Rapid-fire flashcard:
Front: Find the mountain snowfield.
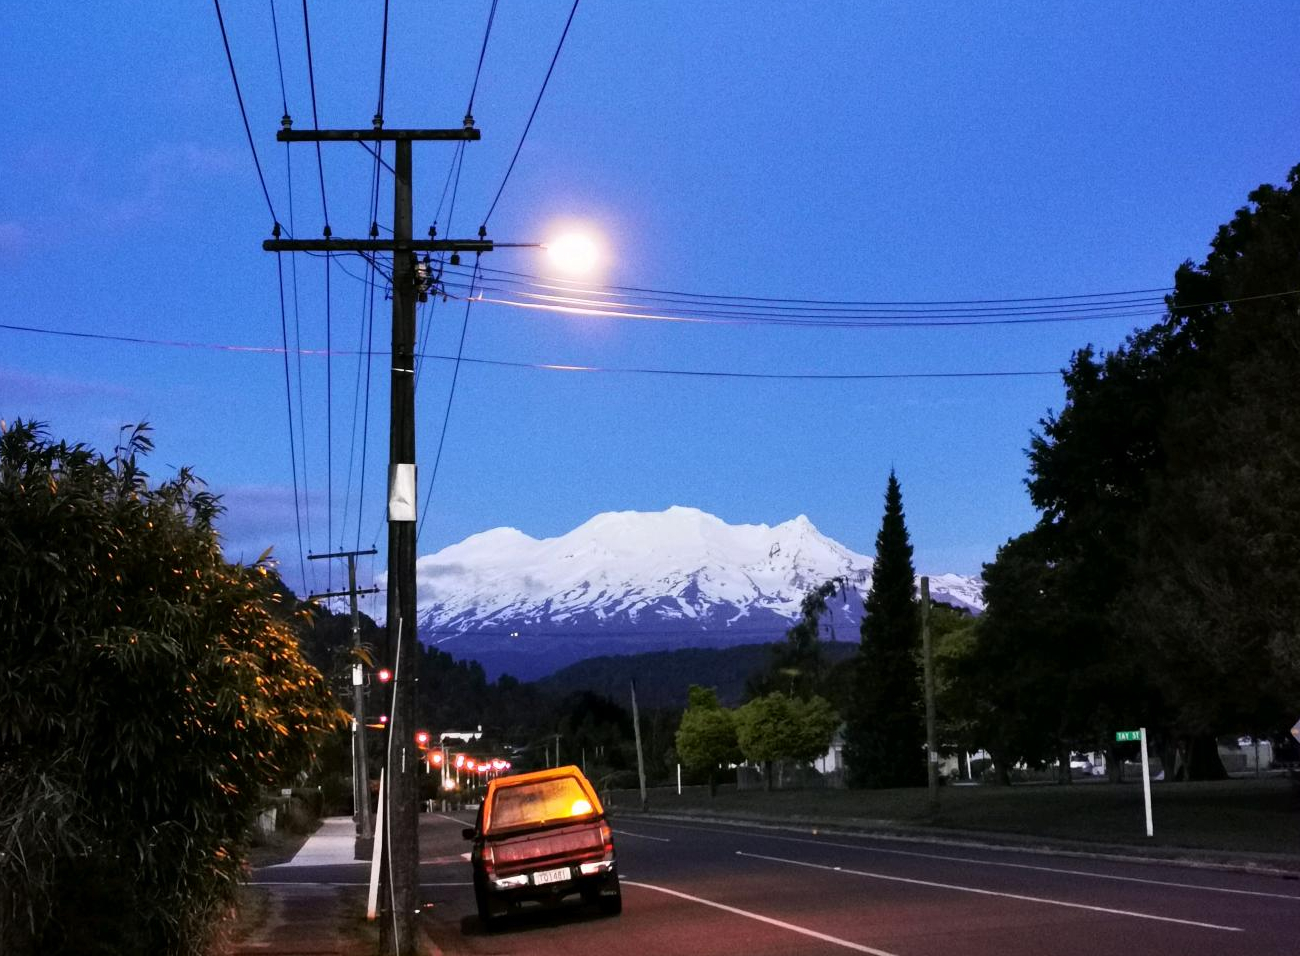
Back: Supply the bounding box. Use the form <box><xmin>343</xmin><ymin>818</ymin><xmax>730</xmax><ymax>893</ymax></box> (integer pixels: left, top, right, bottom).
<box><xmin>413</xmin><ymin>506</ymin><xmax>984</xmax><ymax>680</ymax></box>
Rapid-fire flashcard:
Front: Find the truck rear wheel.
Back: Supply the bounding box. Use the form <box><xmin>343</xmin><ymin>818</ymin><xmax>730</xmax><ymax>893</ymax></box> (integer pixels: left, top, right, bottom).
<box><xmin>597</xmin><ymin>874</ymin><xmax>622</xmax><ymax>916</ymax></box>
<box><xmin>475</xmin><ymin>882</ymin><xmax>503</xmax><ymax>930</ymax></box>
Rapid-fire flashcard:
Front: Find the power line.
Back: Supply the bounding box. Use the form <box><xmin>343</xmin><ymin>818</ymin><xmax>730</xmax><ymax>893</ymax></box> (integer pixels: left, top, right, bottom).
<box><xmin>482</xmin><ymin>0</ymin><xmax>581</xmax><ymax>225</ymax></box>
<box><xmin>275</xmin><ymin>253</ymin><xmax>310</xmax><ymax>592</ymax></box>
<box><xmin>417</xmin><ymin>260</ymin><xmax>481</xmax><ymax>542</ymax></box>
<box><xmin>0</xmin><ymin>320</ymin><xmax>1060</xmax><ymax>380</ymax></box>
<box><xmin>268</xmin><ymin>0</ymin><xmax>316</xmax><ymax>595</ymax></box>
<box><xmin>469</xmin><ymin>263</ymin><xmax>1177</xmax><ymax>308</ymax></box>
<box><xmin>465</xmin><ymin>292</ymin><xmax>1173</xmax><ymax>329</ymax></box>
<box><xmin>300</xmin><ymin>0</ymin><xmax>330</xmax><ymax>232</ymax></box>
<box><xmin>212</xmin><ymin>0</ymin><xmax>280</xmax><ymax>230</ymax></box>
<box><xmin>375</xmin><ymin>0</ymin><xmax>391</xmax><ymax>124</ymax></box>
<box><xmin>465</xmin><ymin>0</ymin><xmax>500</xmax><ymax>122</ymax></box>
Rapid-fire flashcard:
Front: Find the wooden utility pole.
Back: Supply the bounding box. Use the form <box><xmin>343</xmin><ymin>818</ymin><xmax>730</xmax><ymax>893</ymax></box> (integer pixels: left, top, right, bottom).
<box><xmin>920</xmin><ymin>576</ymin><xmax>939</xmax><ymax>814</ymax></box>
<box><xmin>630</xmin><ymin>680</ymin><xmax>648</xmax><ymax>812</ymax></box>
<box><xmin>308</xmin><ymin>548</ymin><xmax>379</xmax><ymax>858</ymax></box>
<box><xmin>266</xmin><ymin>121</ymin><xmax>484</xmax><ymax>955</ymax></box>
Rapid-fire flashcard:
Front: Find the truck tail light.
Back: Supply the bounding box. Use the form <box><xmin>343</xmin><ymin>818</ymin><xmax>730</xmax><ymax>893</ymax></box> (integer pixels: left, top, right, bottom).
<box><xmin>599</xmin><ymin>821</ymin><xmax>615</xmax><ymax>856</ymax></box>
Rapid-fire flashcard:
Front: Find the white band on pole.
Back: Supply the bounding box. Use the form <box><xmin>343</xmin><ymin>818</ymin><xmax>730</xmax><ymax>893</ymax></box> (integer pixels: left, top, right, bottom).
<box><xmin>367</xmin><ymin>770</ymin><xmax>385</xmax><ymax>920</ymax></box>
<box><xmin>1139</xmin><ymin>727</ymin><xmax>1154</xmax><ymax>838</ymax></box>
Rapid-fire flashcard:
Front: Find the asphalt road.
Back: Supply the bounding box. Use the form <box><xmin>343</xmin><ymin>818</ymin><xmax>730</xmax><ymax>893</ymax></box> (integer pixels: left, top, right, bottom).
<box><xmin>256</xmin><ymin>812</ymin><xmax>1300</xmax><ymax>955</ymax></box>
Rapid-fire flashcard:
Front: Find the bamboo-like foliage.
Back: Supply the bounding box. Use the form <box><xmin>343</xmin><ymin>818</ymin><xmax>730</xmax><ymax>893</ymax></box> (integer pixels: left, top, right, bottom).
<box><xmin>0</xmin><ymin>421</ymin><xmax>345</xmax><ymax>956</ymax></box>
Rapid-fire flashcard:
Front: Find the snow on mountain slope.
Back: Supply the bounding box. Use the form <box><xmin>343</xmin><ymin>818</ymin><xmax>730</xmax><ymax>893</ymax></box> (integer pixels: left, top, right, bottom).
<box><xmin>412</xmin><ymin>506</ymin><xmax>984</xmax><ymax>679</ymax></box>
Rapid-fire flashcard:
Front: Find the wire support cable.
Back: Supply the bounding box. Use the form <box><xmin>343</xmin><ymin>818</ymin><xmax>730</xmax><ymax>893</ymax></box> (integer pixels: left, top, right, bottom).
<box><xmin>482</xmin><ymin>0</ymin><xmax>580</xmax><ymax>226</ymax></box>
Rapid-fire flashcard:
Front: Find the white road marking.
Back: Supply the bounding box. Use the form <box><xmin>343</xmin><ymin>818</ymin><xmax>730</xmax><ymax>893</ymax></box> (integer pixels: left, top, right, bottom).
<box><xmin>435</xmin><ymin>813</ymin><xmax>472</xmax><ymax>825</ymax></box>
<box><xmin>737</xmin><ymin>851</ymin><xmax>1243</xmax><ymax>933</ymax></box>
<box><xmin>642</xmin><ymin>819</ymin><xmax>1300</xmax><ymax>901</ymax></box>
<box><xmin>613</xmin><ymin>828</ymin><xmax>672</xmax><ymax>842</ymax></box>
<box><xmin>759</xmin><ymin>831</ymin><xmax>1300</xmax><ymax>902</ymax></box>
<box><xmin>624</xmin><ymin>880</ymin><xmax>900</xmax><ymax>956</ymax></box>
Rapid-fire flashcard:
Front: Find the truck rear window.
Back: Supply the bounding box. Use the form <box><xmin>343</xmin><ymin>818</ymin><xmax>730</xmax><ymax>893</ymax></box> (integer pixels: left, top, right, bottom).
<box><xmin>488</xmin><ymin>776</ymin><xmax>596</xmax><ymax>832</ymax></box>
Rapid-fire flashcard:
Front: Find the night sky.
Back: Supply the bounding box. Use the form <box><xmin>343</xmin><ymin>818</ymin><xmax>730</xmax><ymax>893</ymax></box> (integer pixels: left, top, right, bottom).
<box><xmin>4</xmin><ymin>2</ymin><xmax>1298</xmax><ymax>612</ymax></box>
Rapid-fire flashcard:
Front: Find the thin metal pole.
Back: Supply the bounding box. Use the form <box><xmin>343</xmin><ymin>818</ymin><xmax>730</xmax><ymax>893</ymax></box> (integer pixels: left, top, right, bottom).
<box><xmin>921</xmin><ymin>577</ymin><xmax>939</xmax><ymax>813</ymax></box>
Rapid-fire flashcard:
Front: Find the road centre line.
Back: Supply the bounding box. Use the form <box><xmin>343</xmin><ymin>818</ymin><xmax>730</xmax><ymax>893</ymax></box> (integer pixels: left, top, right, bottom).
<box><xmin>736</xmin><ymin>851</ymin><xmax>1243</xmax><ymax>933</ymax></box>
<box><xmin>613</xmin><ymin>828</ymin><xmax>672</xmax><ymax>841</ymax></box>
<box><xmin>641</xmin><ymin>819</ymin><xmax>1300</xmax><ymax>901</ymax></box>
<box><xmin>623</xmin><ymin>881</ymin><xmax>900</xmax><ymax>956</ymax></box>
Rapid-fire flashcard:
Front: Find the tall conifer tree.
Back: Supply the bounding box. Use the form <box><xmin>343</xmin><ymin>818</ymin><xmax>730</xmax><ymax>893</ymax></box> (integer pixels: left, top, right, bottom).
<box><xmin>844</xmin><ymin>471</ymin><xmax>925</xmax><ymax>788</ymax></box>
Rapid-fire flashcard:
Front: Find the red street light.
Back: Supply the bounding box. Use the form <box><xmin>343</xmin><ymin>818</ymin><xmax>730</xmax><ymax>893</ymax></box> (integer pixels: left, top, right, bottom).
<box><xmin>431</xmin><ymin>751</ymin><xmax>444</xmax><ymax>766</ymax></box>
<box><xmin>454</xmin><ymin>754</ymin><xmax>466</xmax><ymax>769</ymax></box>
<box><xmin>376</xmin><ymin>668</ymin><xmax>393</xmax><ymax>684</ymax></box>
<box><xmin>415</xmin><ymin>730</ymin><xmax>430</xmax><ymax>748</ymax></box>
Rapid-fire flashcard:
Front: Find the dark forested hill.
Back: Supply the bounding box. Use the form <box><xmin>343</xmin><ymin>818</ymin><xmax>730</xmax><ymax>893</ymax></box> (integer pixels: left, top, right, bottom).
<box><xmin>534</xmin><ymin>640</ymin><xmax>859</xmax><ymax>710</ymax></box>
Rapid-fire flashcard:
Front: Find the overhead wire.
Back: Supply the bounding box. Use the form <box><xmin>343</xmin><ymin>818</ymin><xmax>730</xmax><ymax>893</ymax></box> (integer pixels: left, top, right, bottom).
<box><xmin>0</xmin><ymin>321</ymin><xmax>1070</xmax><ymax>379</ymax></box>
<box><xmin>345</xmin><ymin>0</ymin><xmax>393</xmax><ymax>552</ymax></box>
<box><xmin>299</xmin><ymin>0</ymin><xmax>337</xmax><ymax>582</ymax></box>
<box><xmin>464</xmin><ymin>0</ymin><xmax>500</xmax><ymax>123</ymax></box>
<box><xmin>212</xmin><ymin>0</ymin><xmax>280</xmax><ymax>230</ymax></box>
<box><xmin>416</xmin><ymin>259</ymin><xmax>482</xmax><ymax>543</ymax></box>
<box><xmin>268</xmin><ymin>0</ymin><xmax>315</xmax><ymax>596</ymax></box>
<box><xmin>274</xmin><ymin>253</ymin><xmax>310</xmax><ymax>593</ymax></box>
<box><xmin>481</xmin><ymin>0</ymin><xmax>581</xmax><ymax>226</ymax></box>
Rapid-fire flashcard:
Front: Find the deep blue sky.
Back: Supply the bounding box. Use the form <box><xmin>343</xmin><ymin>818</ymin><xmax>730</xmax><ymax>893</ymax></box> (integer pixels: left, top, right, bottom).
<box><xmin>4</xmin><ymin>2</ymin><xmax>1299</xmax><ymax>610</ymax></box>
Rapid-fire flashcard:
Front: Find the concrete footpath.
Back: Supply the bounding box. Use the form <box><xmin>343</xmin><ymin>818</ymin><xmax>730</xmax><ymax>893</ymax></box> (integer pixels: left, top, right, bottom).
<box><xmin>230</xmin><ymin>817</ymin><xmax>376</xmax><ymax>956</ymax></box>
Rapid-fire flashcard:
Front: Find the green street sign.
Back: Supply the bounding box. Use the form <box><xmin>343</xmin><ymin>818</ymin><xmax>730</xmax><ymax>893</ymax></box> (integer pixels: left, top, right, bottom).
<box><xmin>1115</xmin><ymin>730</ymin><xmax>1141</xmax><ymax>742</ymax></box>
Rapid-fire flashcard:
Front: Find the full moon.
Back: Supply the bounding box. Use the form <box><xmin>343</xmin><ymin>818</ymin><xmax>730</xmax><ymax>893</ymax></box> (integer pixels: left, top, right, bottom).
<box><xmin>546</xmin><ymin>232</ymin><xmax>600</xmax><ymax>275</ymax></box>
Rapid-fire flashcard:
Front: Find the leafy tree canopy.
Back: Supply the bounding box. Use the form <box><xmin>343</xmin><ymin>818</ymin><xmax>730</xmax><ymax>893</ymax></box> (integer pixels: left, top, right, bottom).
<box><xmin>0</xmin><ymin>421</ymin><xmax>343</xmax><ymax>956</ymax></box>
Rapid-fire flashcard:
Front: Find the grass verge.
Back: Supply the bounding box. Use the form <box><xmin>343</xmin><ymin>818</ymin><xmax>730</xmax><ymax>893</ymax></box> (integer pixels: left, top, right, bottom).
<box><xmin>608</xmin><ymin>777</ymin><xmax>1300</xmax><ymax>863</ymax></box>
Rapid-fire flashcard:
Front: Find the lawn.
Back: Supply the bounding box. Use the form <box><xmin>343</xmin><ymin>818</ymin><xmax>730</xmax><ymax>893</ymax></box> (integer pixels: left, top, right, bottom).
<box><xmin>606</xmin><ymin>776</ymin><xmax>1300</xmax><ymax>863</ymax></box>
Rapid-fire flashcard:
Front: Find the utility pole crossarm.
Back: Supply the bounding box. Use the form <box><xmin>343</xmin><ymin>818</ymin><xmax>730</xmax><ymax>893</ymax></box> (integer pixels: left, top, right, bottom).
<box><xmin>262</xmin><ymin>238</ymin><xmax>495</xmax><ymax>253</ymax></box>
<box><xmin>278</xmin><ymin>127</ymin><xmax>481</xmax><ymax>142</ymax></box>
<box><xmin>310</xmin><ymin>548</ymin><xmax>378</xmax><ymax>560</ymax></box>
<box><xmin>308</xmin><ymin>587</ymin><xmax>380</xmax><ymax>600</ymax></box>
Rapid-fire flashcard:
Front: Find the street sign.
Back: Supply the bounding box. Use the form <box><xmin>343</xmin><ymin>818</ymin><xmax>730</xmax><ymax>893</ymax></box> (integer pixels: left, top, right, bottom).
<box><xmin>1115</xmin><ymin>730</ymin><xmax>1142</xmax><ymax>741</ymax></box>
<box><xmin>1290</xmin><ymin>719</ymin><xmax>1300</xmax><ymax>744</ymax></box>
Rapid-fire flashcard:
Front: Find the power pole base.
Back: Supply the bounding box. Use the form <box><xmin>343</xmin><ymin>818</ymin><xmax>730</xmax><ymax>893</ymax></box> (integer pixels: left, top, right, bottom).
<box><xmin>354</xmin><ymin>835</ymin><xmax>375</xmax><ymax>861</ymax></box>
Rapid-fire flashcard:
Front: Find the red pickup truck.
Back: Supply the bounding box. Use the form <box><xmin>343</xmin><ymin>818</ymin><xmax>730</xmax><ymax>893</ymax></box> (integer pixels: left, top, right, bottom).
<box><xmin>463</xmin><ymin>765</ymin><xmax>621</xmax><ymax>927</ymax></box>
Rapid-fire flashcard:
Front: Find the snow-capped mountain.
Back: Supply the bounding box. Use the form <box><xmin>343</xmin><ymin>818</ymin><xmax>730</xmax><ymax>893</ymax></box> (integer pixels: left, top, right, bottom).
<box><xmin>414</xmin><ymin>506</ymin><xmax>983</xmax><ymax>679</ymax></box>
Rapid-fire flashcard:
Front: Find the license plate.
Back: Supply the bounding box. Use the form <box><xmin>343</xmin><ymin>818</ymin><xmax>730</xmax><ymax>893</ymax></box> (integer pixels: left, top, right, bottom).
<box><xmin>532</xmin><ymin>866</ymin><xmax>571</xmax><ymax>886</ymax></box>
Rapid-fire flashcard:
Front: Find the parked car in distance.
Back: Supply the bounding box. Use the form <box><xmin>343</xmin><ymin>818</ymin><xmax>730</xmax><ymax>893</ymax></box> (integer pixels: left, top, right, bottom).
<box><xmin>462</xmin><ymin>764</ymin><xmax>621</xmax><ymax>927</ymax></box>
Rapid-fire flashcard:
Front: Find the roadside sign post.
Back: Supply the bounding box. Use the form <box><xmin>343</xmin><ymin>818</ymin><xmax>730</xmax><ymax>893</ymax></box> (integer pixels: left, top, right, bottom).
<box><xmin>1116</xmin><ymin>728</ymin><xmax>1153</xmax><ymax>837</ymax></box>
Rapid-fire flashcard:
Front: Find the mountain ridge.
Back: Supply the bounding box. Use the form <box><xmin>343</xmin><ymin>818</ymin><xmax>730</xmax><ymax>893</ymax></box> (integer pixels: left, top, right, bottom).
<box><xmin>409</xmin><ymin>506</ymin><xmax>983</xmax><ymax>679</ymax></box>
